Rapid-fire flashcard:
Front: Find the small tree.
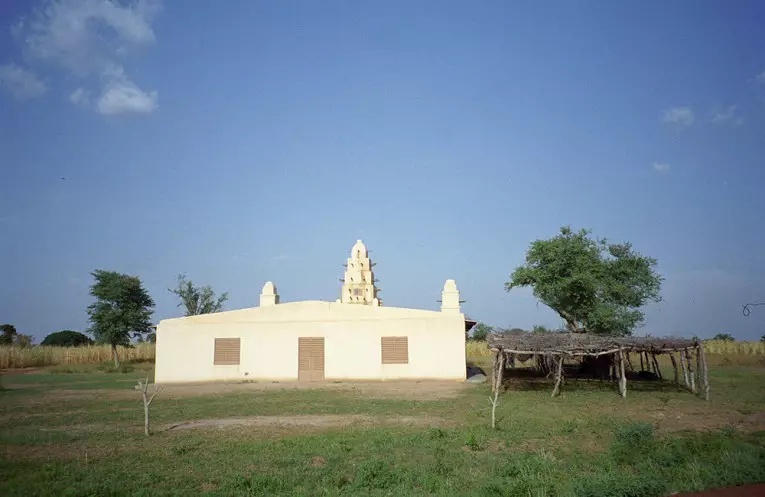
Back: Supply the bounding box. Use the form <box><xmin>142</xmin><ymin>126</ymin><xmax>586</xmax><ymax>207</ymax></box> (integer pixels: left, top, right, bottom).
<box><xmin>472</xmin><ymin>322</ymin><xmax>492</xmax><ymax>341</ymax></box>
<box><xmin>532</xmin><ymin>325</ymin><xmax>550</xmax><ymax>334</ymax></box>
<box><xmin>41</xmin><ymin>330</ymin><xmax>94</xmax><ymax>347</ymax></box>
<box><xmin>87</xmin><ymin>270</ymin><xmax>155</xmax><ymax>367</ymax></box>
<box><xmin>712</xmin><ymin>333</ymin><xmax>735</xmax><ymax>341</ymax></box>
<box><xmin>14</xmin><ymin>334</ymin><xmax>34</xmax><ymax>348</ymax></box>
<box><xmin>506</xmin><ymin>227</ymin><xmax>662</xmax><ymax>336</ymax></box>
<box><xmin>761</xmin><ymin>335</ymin><xmax>765</xmax><ymax>343</ymax></box>
<box><xmin>136</xmin><ymin>375</ymin><xmax>163</xmax><ymax>436</ymax></box>
<box><xmin>169</xmin><ymin>274</ymin><xmax>228</xmax><ymax>316</ymax></box>
<box><xmin>0</xmin><ymin>324</ymin><xmax>17</xmax><ymax>345</ymax></box>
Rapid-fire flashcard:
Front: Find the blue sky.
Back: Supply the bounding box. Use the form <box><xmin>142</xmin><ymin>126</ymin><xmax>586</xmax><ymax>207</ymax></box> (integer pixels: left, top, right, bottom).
<box><xmin>2</xmin><ymin>0</ymin><xmax>764</xmax><ymax>342</ymax></box>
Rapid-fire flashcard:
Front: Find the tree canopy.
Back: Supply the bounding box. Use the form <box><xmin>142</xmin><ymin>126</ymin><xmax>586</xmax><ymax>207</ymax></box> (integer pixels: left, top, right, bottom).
<box><xmin>0</xmin><ymin>324</ymin><xmax>17</xmax><ymax>345</ymax></box>
<box><xmin>505</xmin><ymin>227</ymin><xmax>663</xmax><ymax>336</ymax></box>
<box><xmin>87</xmin><ymin>270</ymin><xmax>155</xmax><ymax>366</ymax></box>
<box><xmin>169</xmin><ymin>274</ymin><xmax>228</xmax><ymax>316</ymax></box>
<box><xmin>41</xmin><ymin>330</ymin><xmax>94</xmax><ymax>347</ymax></box>
<box><xmin>712</xmin><ymin>333</ymin><xmax>735</xmax><ymax>342</ymax></box>
<box><xmin>471</xmin><ymin>322</ymin><xmax>492</xmax><ymax>341</ymax></box>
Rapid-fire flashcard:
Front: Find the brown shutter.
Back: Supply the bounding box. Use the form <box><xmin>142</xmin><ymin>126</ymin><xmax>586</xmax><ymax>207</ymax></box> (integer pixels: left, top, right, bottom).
<box><xmin>298</xmin><ymin>337</ymin><xmax>325</xmax><ymax>381</ymax></box>
<box><xmin>381</xmin><ymin>336</ymin><xmax>408</xmax><ymax>364</ymax></box>
<box><xmin>214</xmin><ymin>338</ymin><xmax>240</xmax><ymax>365</ymax></box>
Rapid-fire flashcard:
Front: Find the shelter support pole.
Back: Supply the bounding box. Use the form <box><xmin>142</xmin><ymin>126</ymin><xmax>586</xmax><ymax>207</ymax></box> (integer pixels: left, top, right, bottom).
<box><xmin>699</xmin><ymin>345</ymin><xmax>710</xmax><ymax>402</ymax></box>
<box><xmin>696</xmin><ymin>346</ymin><xmax>702</xmax><ymax>397</ymax></box>
<box><xmin>626</xmin><ymin>352</ymin><xmax>634</xmax><ymax>372</ymax></box>
<box><xmin>618</xmin><ymin>349</ymin><xmax>627</xmax><ymax>398</ymax></box>
<box><xmin>685</xmin><ymin>349</ymin><xmax>696</xmax><ymax>394</ymax></box>
<box><xmin>680</xmin><ymin>351</ymin><xmax>690</xmax><ymax>388</ymax></box>
<box><xmin>652</xmin><ymin>353</ymin><xmax>663</xmax><ymax>381</ymax></box>
<box><xmin>669</xmin><ymin>352</ymin><xmax>679</xmax><ymax>384</ymax></box>
<box><xmin>640</xmin><ymin>352</ymin><xmax>644</xmax><ymax>371</ymax></box>
<box><xmin>551</xmin><ymin>354</ymin><xmax>564</xmax><ymax>397</ymax></box>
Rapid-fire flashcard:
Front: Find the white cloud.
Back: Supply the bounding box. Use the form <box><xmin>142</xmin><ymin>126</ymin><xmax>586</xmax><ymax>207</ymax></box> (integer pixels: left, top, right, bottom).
<box><xmin>96</xmin><ymin>66</ymin><xmax>157</xmax><ymax>115</ymax></box>
<box><xmin>0</xmin><ymin>63</ymin><xmax>46</xmax><ymax>99</ymax></box>
<box><xmin>662</xmin><ymin>106</ymin><xmax>694</xmax><ymax>128</ymax></box>
<box><xmin>273</xmin><ymin>254</ymin><xmax>290</xmax><ymax>262</ymax></box>
<box><xmin>652</xmin><ymin>162</ymin><xmax>670</xmax><ymax>172</ymax></box>
<box><xmin>11</xmin><ymin>0</ymin><xmax>160</xmax><ymax>114</ymax></box>
<box><xmin>756</xmin><ymin>70</ymin><xmax>765</xmax><ymax>84</ymax></box>
<box><xmin>69</xmin><ymin>86</ymin><xmax>89</xmax><ymax>105</ymax></box>
<box><xmin>711</xmin><ymin>105</ymin><xmax>743</xmax><ymax>126</ymax></box>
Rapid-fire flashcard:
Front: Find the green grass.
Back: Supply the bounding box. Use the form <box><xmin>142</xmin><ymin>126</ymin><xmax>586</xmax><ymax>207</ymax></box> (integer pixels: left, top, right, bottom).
<box><xmin>1</xmin><ymin>361</ymin><xmax>765</xmax><ymax>496</ymax></box>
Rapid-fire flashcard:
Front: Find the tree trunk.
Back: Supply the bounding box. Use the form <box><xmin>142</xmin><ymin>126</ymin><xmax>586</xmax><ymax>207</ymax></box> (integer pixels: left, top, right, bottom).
<box><xmin>112</xmin><ymin>344</ymin><xmax>120</xmax><ymax>368</ymax></box>
<box><xmin>143</xmin><ymin>391</ymin><xmax>150</xmax><ymax>436</ymax></box>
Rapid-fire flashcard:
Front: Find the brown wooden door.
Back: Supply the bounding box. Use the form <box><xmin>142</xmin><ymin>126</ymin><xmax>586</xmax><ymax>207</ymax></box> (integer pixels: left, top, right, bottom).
<box><xmin>298</xmin><ymin>337</ymin><xmax>325</xmax><ymax>381</ymax></box>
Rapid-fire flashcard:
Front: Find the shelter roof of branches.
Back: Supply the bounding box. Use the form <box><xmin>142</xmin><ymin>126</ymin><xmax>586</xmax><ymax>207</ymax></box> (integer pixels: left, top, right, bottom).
<box><xmin>486</xmin><ymin>332</ymin><xmax>710</xmax><ymax>400</ymax></box>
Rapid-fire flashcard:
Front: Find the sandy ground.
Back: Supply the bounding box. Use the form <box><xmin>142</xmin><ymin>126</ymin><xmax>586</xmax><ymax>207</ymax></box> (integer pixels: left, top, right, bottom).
<box><xmin>164</xmin><ymin>413</ymin><xmax>450</xmax><ymax>431</ymax></box>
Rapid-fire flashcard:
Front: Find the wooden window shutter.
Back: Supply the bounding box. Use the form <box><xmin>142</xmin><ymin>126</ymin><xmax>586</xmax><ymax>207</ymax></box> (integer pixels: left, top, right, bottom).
<box><xmin>381</xmin><ymin>336</ymin><xmax>408</xmax><ymax>364</ymax></box>
<box><xmin>214</xmin><ymin>338</ymin><xmax>240</xmax><ymax>365</ymax></box>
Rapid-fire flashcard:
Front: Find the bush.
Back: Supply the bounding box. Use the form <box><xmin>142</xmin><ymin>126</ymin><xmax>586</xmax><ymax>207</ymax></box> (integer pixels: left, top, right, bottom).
<box><xmin>354</xmin><ymin>459</ymin><xmax>406</xmax><ymax>490</ymax></box>
<box><xmin>41</xmin><ymin>330</ymin><xmax>93</xmax><ymax>347</ymax></box>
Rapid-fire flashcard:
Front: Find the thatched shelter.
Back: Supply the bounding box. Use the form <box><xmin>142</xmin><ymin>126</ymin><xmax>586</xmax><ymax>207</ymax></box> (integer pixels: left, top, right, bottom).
<box><xmin>486</xmin><ymin>331</ymin><xmax>709</xmax><ymax>400</ymax></box>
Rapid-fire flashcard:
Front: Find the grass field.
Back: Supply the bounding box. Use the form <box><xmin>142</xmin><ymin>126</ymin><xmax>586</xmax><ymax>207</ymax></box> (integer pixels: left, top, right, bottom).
<box><xmin>1</xmin><ymin>353</ymin><xmax>765</xmax><ymax>496</ymax></box>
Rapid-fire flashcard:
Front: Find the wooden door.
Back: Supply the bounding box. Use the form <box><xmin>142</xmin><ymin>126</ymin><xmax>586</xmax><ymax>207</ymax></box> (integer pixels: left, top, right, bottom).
<box><xmin>298</xmin><ymin>337</ymin><xmax>325</xmax><ymax>381</ymax></box>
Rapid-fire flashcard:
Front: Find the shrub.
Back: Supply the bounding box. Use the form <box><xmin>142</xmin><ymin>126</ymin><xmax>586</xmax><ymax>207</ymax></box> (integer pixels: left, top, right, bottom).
<box><xmin>354</xmin><ymin>459</ymin><xmax>406</xmax><ymax>490</ymax></box>
<box><xmin>41</xmin><ymin>330</ymin><xmax>94</xmax><ymax>347</ymax></box>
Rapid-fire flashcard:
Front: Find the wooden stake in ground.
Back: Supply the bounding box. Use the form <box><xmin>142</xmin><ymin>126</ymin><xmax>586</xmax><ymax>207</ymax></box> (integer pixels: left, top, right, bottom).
<box><xmin>669</xmin><ymin>352</ymin><xmax>679</xmax><ymax>384</ymax></box>
<box><xmin>137</xmin><ymin>375</ymin><xmax>164</xmax><ymax>436</ymax></box>
<box><xmin>685</xmin><ymin>349</ymin><xmax>696</xmax><ymax>394</ymax></box>
<box><xmin>551</xmin><ymin>355</ymin><xmax>564</xmax><ymax>397</ymax></box>
<box><xmin>618</xmin><ymin>349</ymin><xmax>627</xmax><ymax>398</ymax></box>
<box><xmin>489</xmin><ymin>353</ymin><xmax>505</xmax><ymax>429</ymax></box>
<box><xmin>699</xmin><ymin>345</ymin><xmax>710</xmax><ymax>402</ymax></box>
<box><xmin>640</xmin><ymin>352</ymin><xmax>644</xmax><ymax>371</ymax></box>
<box><xmin>491</xmin><ymin>351</ymin><xmax>499</xmax><ymax>392</ymax></box>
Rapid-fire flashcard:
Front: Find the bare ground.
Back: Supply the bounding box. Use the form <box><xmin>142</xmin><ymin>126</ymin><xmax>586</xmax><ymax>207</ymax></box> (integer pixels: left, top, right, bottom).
<box><xmin>164</xmin><ymin>413</ymin><xmax>451</xmax><ymax>431</ymax></box>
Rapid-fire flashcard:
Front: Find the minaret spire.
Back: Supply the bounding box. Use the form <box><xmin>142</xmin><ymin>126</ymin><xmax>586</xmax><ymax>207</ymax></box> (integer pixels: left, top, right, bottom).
<box><xmin>340</xmin><ymin>240</ymin><xmax>381</xmax><ymax>305</ymax></box>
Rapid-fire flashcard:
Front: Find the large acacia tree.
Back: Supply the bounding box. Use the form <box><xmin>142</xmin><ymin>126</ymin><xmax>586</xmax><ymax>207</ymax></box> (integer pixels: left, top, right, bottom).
<box><xmin>87</xmin><ymin>270</ymin><xmax>155</xmax><ymax>366</ymax></box>
<box><xmin>506</xmin><ymin>227</ymin><xmax>662</xmax><ymax>336</ymax></box>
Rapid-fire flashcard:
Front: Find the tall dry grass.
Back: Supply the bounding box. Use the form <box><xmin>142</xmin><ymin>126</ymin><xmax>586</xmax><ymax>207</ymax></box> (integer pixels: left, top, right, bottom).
<box><xmin>0</xmin><ymin>343</ymin><xmax>155</xmax><ymax>369</ymax></box>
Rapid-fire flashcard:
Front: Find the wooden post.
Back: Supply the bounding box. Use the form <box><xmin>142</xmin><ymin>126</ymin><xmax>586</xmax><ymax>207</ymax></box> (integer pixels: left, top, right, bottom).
<box><xmin>669</xmin><ymin>352</ymin><xmax>679</xmax><ymax>384</ymax></box>
<box><xmin>618</xmin><ymin>349</ymin><xmax>627</xmax><ymax>398</ymax></box>
<box><xmin>685</xmin><ymin>349</ymin><xmax>696</xmax><ymax>393</ymax></box>
<box><xmin>626</xmin><ymin>352</ymin><xmax>634</xmax><ymax>372</ymax></box>
<box><xmin>680</xmin><ymin>351</ymin><xmax>689</xmax><ymax>388</ymax></box>
<box><xmin>640</xmin><ymin>352</ymin><xmax>645</xmax><ymax>371</ymax></box>
<box><xmin>652</xmin><ymin>353</ymin><xmax>663</xmax><ymax>381</ymax></box>
<box><xmin>551</xmin><ymin>355</ymin><xmax>564</xmax><ymax>397</ymax></box>
<box><xmin>699</xmin><ymin>345</ymin><xmax>710</xmax><ymax>402</ymax></box>
<box><xmin>696</xmin><ymin>346</ymin><xmax>702</xmax><ymax>397</ymax></box>
<box><xmin>489</xmin><ymin>353</ymin><xmax>505</xmax><ymax>429</ymax></box>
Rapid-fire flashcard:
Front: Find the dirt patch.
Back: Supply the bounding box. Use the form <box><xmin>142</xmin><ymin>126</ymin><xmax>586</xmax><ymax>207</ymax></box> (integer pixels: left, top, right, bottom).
<box><xmin>165</xmin><ymin>414</ymin><xmax>448</xmax><ymax>431</ymax></box>
<box><xmin>743</xmin><ymin>411</ymin><xmax>765</xmax><ymax>431</ymax></box>
<box><xmin>311</xmin><ymin>456</ymin><xmax>326</xmax><ymax>467</ymax></box>
<box><xmin>676</xmin><ymin>483</ymin><xmax>765</xmax><ymax>496</ymax></box>
<box><xmin>0</xmin><ymin>368</ymin><xmax>42</xmax><ymax>376</ymax></box>
<box><xmin>153</xmin><ymin>380</ymin><xmax>467</xmax><ymax>401</ymax></box>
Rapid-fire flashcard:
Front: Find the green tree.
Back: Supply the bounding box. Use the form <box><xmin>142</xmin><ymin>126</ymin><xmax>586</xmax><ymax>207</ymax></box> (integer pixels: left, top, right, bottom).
<box><xmin>506</xmin><ymin>227</ymin><xmax>663</xmax><ymax>336</ymax></box>
<box><xmin>169</xmin><ymin>274</ymin><xmax>228</xmax><ymax>316</ymax></box>
<box><xmin>87</xmin><ymin>270</ymin><xmax>155</xmax><ymax>366</ymax></box>
<box><xmin>761</xmin><ymin>335</ymin><xmax>765</xmax><ymax>342</ymax></box>
<box><xmin>712</xmin><ymin>333</ymin><xmax>735</xmax><ymax>341</ymax></box>
<box><xmin>471</xmin><ymin>322</ymin><xmax>492</xmax><ymax>341</ymax></box>
<box><xmin>41</xmin><ymin>330</ymin><xmax>94</xmax><ymax>347</ymax></box>
<box><xmin>0</xmin><ymin>324</ymin><xmax>17</xmax><ymax>345</ymax></box>
<box><xmin>532</xmin><ymin>325</ymin><xmax>550</xmax><ymax>333</ymax></box>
